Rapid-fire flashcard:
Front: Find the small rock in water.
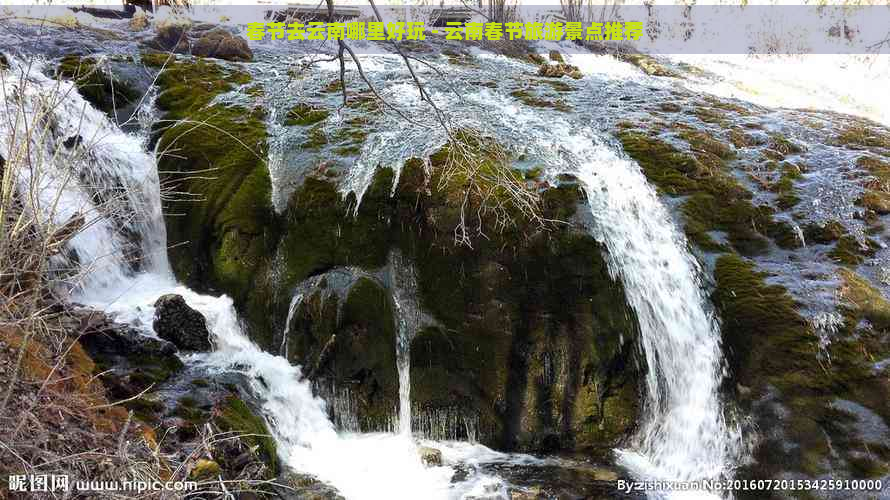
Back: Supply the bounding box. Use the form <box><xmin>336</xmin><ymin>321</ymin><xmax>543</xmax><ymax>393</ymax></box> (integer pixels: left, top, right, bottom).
<box><xmin>510</xmin><ymin>486</ymin><xmax>545</xmax><ymax>500</ymax></box>
<box><xmin>192</xmin><ymin>29</ymin><xmax>253</xmax><ymax>62</ymax></box>
<box><xmin>418</xmin><ymin>446</ymin><xmax>443</xmax><ymax>467</ymax></box>
<box><xmin>537</xmin><ymin>63</ymin><xmax>581</xmax><ymax>79</ymax></box>
<box><xmin>128</xmin><ymin>10</ymin><xmax>149</xmax><ymax>31</ymax></box>
<box><xmin>153</xmin><ymin>294</ymin><xmax>212</xmax><ymax>351</ymax></box>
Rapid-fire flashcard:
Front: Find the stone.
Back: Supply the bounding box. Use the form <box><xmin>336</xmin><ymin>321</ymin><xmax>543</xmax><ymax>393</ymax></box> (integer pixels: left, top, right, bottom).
<box><xmin>190</xmin><ymin>459</ymin><xmax>221</xmax><ymax>480</ymax></box>
<box><xmin>418</xmin><ymin>446</ymin><xmax>442</xmax><ymax>467</ymax></box>
<box><xmin>537</xmin><ymin>62</ymin><xmax>581</xmax><ymax>79</ymax></box>
<box><xmin>149</xmin><ymin>20</ymin><xmax>190</xmax><ymax>53</ymax></box>
<box><xmin>129</xmin><ymin>9</ymin><xmax>149</xmax><ymax>31</ymax></box>
<box><xmin>75</xmin><ymin>308</ymin><xmax>177</xmax><ymax>358</ymax></box>
<box><xmin>192</xmin><ymin>29</ymin><xmax>253</xmax><ymax>62</ymax></box>
<box><xmin>153</xmin><ymin>294</ymin><xmax>212</xmax><ymax>351</ymax></box>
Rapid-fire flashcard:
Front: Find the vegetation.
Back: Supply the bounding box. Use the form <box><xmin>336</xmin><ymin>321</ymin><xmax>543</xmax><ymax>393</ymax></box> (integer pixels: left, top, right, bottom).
<box><xmin>617</xmin><ymin>130</ymin><xmax>799</xmax><ymax>255</ymax></box>
<box><xmin>56</xmin><ymin>55</ymin><xmax>138</xmax><ymax>115</ymax></box>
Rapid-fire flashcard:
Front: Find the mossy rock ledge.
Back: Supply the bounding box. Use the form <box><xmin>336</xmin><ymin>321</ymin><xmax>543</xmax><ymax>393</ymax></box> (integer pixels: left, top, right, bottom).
<box><xmin>279</xmin><ymin>163</ymin><xmax>641</xmax><ymax>453</ymax></box>
<box><xmin>150</xmin><ymin>71</ymin><xmax>643</xmax><ymax>455</ymax></box>
<box><xmin>614</xmin><ymin>125</ymin><xmax>890</xmax><ymax>489</ymax></box>
<box><xmin>276</xmin><ymin>155</ymin><xmax>642</xmax><ymax>455</ymax></box>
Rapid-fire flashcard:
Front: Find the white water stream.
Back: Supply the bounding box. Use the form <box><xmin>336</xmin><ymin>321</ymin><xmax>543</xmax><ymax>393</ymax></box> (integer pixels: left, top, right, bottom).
<box><xmin>570</xmin><ymin>136</ymin><xmax>742</xmax><ymax>489</ymax></box>
<box><xmin>0</xmin><ymin>56</ymin><xmax>512</xmax><ymax>500</ymax></box>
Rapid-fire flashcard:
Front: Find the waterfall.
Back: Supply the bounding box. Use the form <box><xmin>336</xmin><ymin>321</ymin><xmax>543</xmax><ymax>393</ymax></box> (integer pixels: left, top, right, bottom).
<box><xmin>388</xmin><ymin>250</ymin><xmax>421</xmax><ymax>437</ymax></box>
<box><xmin>0</xmin><ymin>54</ymin><xmax>516</xmax><ymax>500</ymax></box>
<box><xmin>565</xmin><ymin>132</ymin><xmax>742</xmax><ymax>488</ymax></box>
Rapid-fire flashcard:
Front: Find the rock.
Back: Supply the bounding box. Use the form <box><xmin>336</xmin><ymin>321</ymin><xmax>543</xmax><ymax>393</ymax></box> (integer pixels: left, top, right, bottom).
<box><xmin>277</xmin><ymin>472</ymin><xmax>345</xmax><ymax>499</ymax></box>
<box><xmin>75</xmin><ymin>308</ymin><xmax>177</xmax><ymax>357</ymax></box>
<box><xmin>418</xmin><ymin>446</ymin><xmax>442</xmax><ymax>467</ymax></box>
<box><xmin>149</xmin><ymin>20</ymin><xmax>190</xmax><ymax>53</ymax></box>
<box><xmin>153</xmin><ymin>294</ymin><xmax>212</xmax><ymax>351</ymax></box>
<box><xmin>537</xmin><ymin>62</ymin><xmax>581</xmax><ymax>79</ymax></box>
<box><xmin>859</xmin><ymin>190</ymin><xmax>890</xmax><ymax>215</ymax></box>
<box><xmin>192</xmin><ymin>29</ymin><xmax>253</xmax><ymax>62</ymax></box>
<box><xmin>511</xmin><ymin>487</ymin><xmax>545</xmax><ymax>500</ymax></box>
<box><xmin>190</xmin><ymin>459</ymin><xmax>221</xmax><ymax>480</ymax></box>
<box><xmin>129</xmin><ymin>9</ymin><xmax>149</xmax><ymax>31</ymax></box>
<box><xmin>617</xmin><ymin>53</ymin><xmax>680</xmax><ymax>77</ymax></box>
<box><xmin>548</xmin><ymin>50</ymin><xmax>564</xmax><ymax>63</ymax></box>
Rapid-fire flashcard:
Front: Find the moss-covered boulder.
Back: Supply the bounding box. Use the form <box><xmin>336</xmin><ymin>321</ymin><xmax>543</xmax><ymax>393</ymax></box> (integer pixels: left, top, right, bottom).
<box><xmin>57</xmin><ymin>55</ymin><xmax>138</xmax><ymax>115</ymax></box>
<box><xmin>714</xmin><ymin>255</ymin><xmax>890</xmax><ymax>487</ymax></box>
<box><xmin>287</xmin><ymin>277</ymin><xmax>400</xmax><ymax>431</ymax></box>
<box><xmin>272</xmin><ymin>135</ymin><xmax>640</xmax><ymax>452</ymax></box>
<box><xmin>214</xmin><ymin>395</ymin><xmax>278</xmax><ymax>476</ymax></box>
<box><xmin>148</xmin><ymin>56</ymin><xmax>280</xmax><ymax>343</ymax></box>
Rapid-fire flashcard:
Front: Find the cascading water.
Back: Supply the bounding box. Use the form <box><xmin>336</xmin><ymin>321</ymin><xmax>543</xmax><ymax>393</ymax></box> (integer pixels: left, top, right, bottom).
<box><xmin>570</xmin><ymin>136</ymin><xmax>742</xmax><ymax>487</ymax></box>
<box><xmin>388</xmin><ymin>250</ymin><xmax>421</xmax><ymax>437</ymax></box>
<box><xmin>0</xmin><ymin>53</ymin><xmax>521</xmax><ymax>500</ymax></box>
<box><xmin>440</xmin><ymin>88</ymin><xmax>744</xmax><ymax>493</ymax></box>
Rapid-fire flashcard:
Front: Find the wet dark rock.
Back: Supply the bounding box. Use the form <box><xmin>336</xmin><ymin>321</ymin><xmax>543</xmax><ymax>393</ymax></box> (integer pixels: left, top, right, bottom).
<box><xmin>153</xmin><ymin>294</ymin><xmax>212</xmax><ymax>351</ymax></box>
<box><xmin>63</xmin><ymin>135</ymin><xmax>83</xmax><ymax>149</ymax></box>
<box><xmin>192</xmin><ymin>29</ymin><xmax>253</xmax><ymax>62</ymax></box>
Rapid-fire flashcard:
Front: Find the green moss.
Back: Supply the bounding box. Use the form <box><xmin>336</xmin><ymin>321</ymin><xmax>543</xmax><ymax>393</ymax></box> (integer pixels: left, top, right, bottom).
<box><xmin>189</xmin><ymin>459</ymin><xmax>221</xmax><ymax>480</ymax></box>
<box><xmin>729</xmin><ymin>128</ymin><xmax>759</xmax><ymax>148</ymax></box>
<box><xmin>771</xmin><ymin>162</ymin><xmax>802</xmax><ymax>210</ymax></box>
<box><xmin>694</xmin><ymin>107</ymin><xmax>729</xmax><ymax>126</ymax></box>
<box><xmin>301</xmin><ymin>124</ymin><xmax>329</xmax><ymax>150</ymax></box>
<box><xmin>616</xmin><ymin>131</ymin><xmax>703</xmax><ymax>195</ymax></box>
<box><xmin>767</xmin><ymin>133</ymin><xmax>805</xmax><ymax>159</ymax></box>
<box><xmin>857</xmin><ymin>156</ymin><xmax>890</xmax><ymax>187</ymax></box>
<box><xmin>714</xmin><ymin>255</ymin><xmax>811</xmax><ymax>387</ymax></box>
<box><xmin>126</xmin><ymin>397</ymin><xmax>164</xmax><ymax>423</ymax></box>
<box><xmin>141</xmin><ymin>52</ymin><xmax>169</xmax><ymax>68</ymax></box>
<box><xmin>284</xmin><ymin>103</ymin><xmax>330</xmax><ymax>126</ymax></box>
<box><xmin>150</xmin><ymin>58</ymin><xmax>279</xmax><ymax>349</ymax></box>
<box><xmin>125</xmin><ymin>354</ymin><xmax>184</xmax><ymax>390</ymax></box>
<box><xmin>618</xmin><ymin>131</ymin><xmax>799</xmax><ymax>254</ymax></box>
<box><xmin>857</xmin><ymin>190</ymin><xmax>890</xmax><ymax>215</ymax></box>
<box><xmin>681</xmin><ymin>193</ymin><xmax>773</xmax><ymax>255</ymax></box>
<box><xmin>715</xmin><ymin>254</ymin><xmax>890</xmax><ymax>478</ymax></box>
<box><xmin>509</xmin><ymin>89</ymin><xmax>571</xmax><ymax>112</ymax></box>
<box><xmin>678</xmin><ymin>129</ymin><xmax>735</xmax><ymax>160</ymax></box>
<box><xmin>702</xmin><ymin>95</ymin><xmax>752</xmax><ymax>115</ymax></box>
<box><xmin>172</xmin><ymin>400</ymin><xmax>207</xmax><ymax>425</ymax></box>
<box><xmin>837</xmin><ymin>269</ymin><xmax>890</xmax><ymax>331</ymax></box>
<box><xmin>803</xmin><ymin>220</ymin><xmax>845</xmax><ymax>244</ymax></box>
<box><xmin>835</xmin><ymin>124</ymin><xmax>890</xmax><ymax>150</ymax></box>
<box><xmin>617</xmin><ymin>53</ymin><xmax>679</xmax><ymax>77</ymax></box>
<box><xmin>828</xmin><ymin>235</ymin><xmax>879</xmax><ymax>266</ymax></box>
<box><xmin>57</xmin><ymin>55</ymin><xmax>138</xmax><ymax>115</ymax></box>
<box><xmin>538</xmin><ymin>79</ymin><xmax>574</xmax><ymax>92</ymax></box>
<box><xmin>215</xmin><ymin>396</ymin><xmax>278</xmax><ymax>476</ymax></box>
